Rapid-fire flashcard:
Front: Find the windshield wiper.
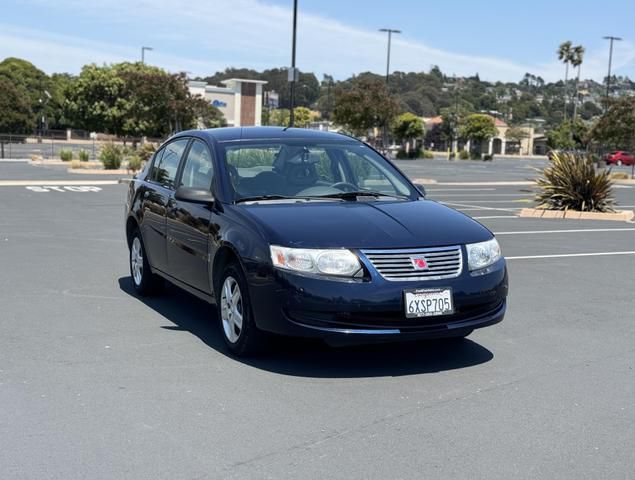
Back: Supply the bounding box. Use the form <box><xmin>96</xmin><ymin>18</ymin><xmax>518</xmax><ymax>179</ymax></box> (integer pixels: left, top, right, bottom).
<box><xmin>235</xmin><ymin>194</ymin><xmax>295</xmax><ymax>203</ymax></box>
<box><xmin>311</xmin><ymin>191</ymin><xmax>409</xmax><ymax>201</ymax></box>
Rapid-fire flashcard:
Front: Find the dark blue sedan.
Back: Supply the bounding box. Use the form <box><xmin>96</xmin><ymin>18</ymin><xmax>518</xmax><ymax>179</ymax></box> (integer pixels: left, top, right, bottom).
<box><xmin>125</xmin><ymin>127</ymin><xmax>508</xmax><ymax>355</ymax></box>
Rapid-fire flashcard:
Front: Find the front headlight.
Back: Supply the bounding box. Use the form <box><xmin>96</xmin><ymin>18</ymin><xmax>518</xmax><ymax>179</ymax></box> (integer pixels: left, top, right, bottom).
<box><xmin>270</xmin><ymin>245</ymin><xmax>361</xmax><ymax>277</ymax></box>
<box><xmin>466</xmin><ymin>238</ymin><xmax>502</xmax><ymax>271</ymax></box>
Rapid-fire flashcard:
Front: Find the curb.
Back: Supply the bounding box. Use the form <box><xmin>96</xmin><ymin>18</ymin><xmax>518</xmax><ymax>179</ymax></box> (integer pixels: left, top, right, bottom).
<box><xmin>519</xmin><ymin>208</ymin><xmax>635</xmax><ymax>222</ymax></box>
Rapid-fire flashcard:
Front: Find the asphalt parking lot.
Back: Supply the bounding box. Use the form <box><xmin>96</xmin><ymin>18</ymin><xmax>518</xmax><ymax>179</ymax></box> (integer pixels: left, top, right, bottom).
<box><xmin>1</xmin><ymin>158</ymin><xmax>634</xmax><ymax>479</ymax></box>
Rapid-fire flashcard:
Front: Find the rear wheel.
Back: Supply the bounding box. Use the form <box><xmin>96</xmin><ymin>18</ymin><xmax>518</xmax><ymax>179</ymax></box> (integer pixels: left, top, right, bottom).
<box><xmin>217</xmin><ymin>262</ymin><xmax>266</xmax><ymax>356</ymax></box>
<box><xmin>129</xmin><ymin>229</ymin><xmax>163</xmax><ymax>296</ymax></box>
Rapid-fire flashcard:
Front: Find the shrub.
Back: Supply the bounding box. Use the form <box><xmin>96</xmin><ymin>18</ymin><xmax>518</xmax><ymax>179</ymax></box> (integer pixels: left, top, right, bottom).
<box><xmin>78</xmin><ymin>150</ymin><xmax>90</xmax><ymax>162</ymax></box>
<box><xmin>483</xmin><ymin>154</ymin><xmax>494</xmax><ymax>161</ymax></box>
<box><xmin>99</xmin><ymin>143</ymin><xmax>123</xmax><ymax>170</ymax></box>
<box><xmin>138</xmin><ymin>143</ymin><xmax>157</xmax><ymax>162</ymax></box>
<box><xmin>419</xmin><ymin>150</ymin><xmax>434</xmax><ymax>159</ymax></box>
<box><xmin>70</xmin><ymin>159</ymin><xmax>81</xmax><ymax>169</ymax></box>
<box><xmin>396</xmin><ymin>149</ymin><xmax>410</xmax><ymax>159</ymax></box>
<box><xmin>128</xmin><ymin>155</ymin><xmax>143</xmax><ymax>173</ymax></box>
<box><xmin>536</xmin><ymin>152</ymin><xmax>615</xmax><ymax>212</ymax></box>
<box><xmin>459</xmin><ymin>150</ymin><xmax>469</xmax><ymax>160</ymax></box>
<box><xmin>470</xmin><ymin>151</ymin><xmax>482</xmax><ymax>161</ymax></box>
<box><xmin>59</xmin><ymin>149</ymin><xmax>73</xmax><ymax>161</ymax></box>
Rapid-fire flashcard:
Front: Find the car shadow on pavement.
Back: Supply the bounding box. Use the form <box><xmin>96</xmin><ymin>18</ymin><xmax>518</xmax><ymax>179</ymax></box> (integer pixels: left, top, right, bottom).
<box><xmin>119</xmin><ymin>277</ymin><xmax>494</xmax><ymax>378</ymax></box>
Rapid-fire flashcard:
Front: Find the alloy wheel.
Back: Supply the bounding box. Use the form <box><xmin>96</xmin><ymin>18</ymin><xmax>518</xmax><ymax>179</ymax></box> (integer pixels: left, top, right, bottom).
<box><xmin>220</xmin><ymin>276</ymin><xmax>243</xmax><ymax>343</ymax></box>
<box><xmin>131</xmin><ymin>237</ymin><xmax>144</xmax><ymax>286</ymax></box>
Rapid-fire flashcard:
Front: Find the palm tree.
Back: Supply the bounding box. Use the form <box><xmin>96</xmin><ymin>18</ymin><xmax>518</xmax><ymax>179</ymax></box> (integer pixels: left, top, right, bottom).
<box><xmin>571</xmin><ymin>45</ymin><xmax>585</xmax><ymax>122</ymax></box>
<box><xmin>558</xmin><ymin>41</ymin><xmax>573</xmax><ymax>120</ymax></box>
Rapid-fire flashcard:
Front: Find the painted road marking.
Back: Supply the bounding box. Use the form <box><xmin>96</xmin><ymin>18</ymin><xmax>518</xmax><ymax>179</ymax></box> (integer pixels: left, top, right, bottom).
<box><xmin>426</xmin><ymin>188</ymin><xmax>497</xmax><ymax>192</ymax></box>
<box><xmin>507</xmin><ymin>251</ymin><xmax>635</xmax><ymax>260</ymax></box>
<box><xmin>495</xmin><ymin>228</ymin><xmax>635</xmax><ymax>235</ymax></box>
<box><xmin>0</xmin><ymin>180</ymin><xmax>119</xmax><ymax>186</ymax></box>
<box><xmin>430</xmin><ymin>193</ymin><xmax>529</xmax><ymax>197</ymax></box>
<box><xmin>25</xmin><ymin>186</ymin><xmax>103</xmax><ymax>193</ymax></box>
<box><xmin>441</xmin><ymin>201</ymin><xmax>520</xmax><ymax>213</ymax></box>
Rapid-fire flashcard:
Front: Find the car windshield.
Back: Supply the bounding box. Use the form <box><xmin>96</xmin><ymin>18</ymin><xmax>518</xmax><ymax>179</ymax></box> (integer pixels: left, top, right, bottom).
<box><xmin>220</xmin><ymin>140</ymin><xmax>415</xmax><ymax>201</ymax></box>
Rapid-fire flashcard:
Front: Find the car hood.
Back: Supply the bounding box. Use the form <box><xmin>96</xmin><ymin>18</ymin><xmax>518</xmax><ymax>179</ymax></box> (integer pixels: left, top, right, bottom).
<box><xmin>240</xmin><ymin>199</ymin><xmax>493</xmax><ymax>249</ymax></box>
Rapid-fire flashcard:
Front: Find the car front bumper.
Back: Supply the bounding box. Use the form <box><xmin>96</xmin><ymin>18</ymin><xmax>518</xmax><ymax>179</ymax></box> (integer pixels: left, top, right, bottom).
<box><xmin>245</xmin><ymin>257</ymin><xmax>508</xmax><ymax>345</ymax></box>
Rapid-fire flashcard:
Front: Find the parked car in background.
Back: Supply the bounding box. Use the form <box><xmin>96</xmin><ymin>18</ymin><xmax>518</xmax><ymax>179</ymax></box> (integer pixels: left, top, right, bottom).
<box><xmin>125</xmin><ymin>127</ymin><xmax>508</xmax><ymax>356</ymax></box>
<box><xmin>604</xmin><ymin>151</ymin><xmax>635</xmax><ymax>166</ymax></box>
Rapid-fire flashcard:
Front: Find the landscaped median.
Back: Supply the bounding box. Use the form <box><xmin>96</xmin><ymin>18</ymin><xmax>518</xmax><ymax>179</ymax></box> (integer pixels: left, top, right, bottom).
<box><xmin>519</xmin><ymin>207</ymin><xmax>634</xmax><ymax>222</ymax></box>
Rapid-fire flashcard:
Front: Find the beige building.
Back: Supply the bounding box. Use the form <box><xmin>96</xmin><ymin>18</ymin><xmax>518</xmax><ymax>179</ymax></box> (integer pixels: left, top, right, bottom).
<box><xmin>188</xmin><ymin>78</ymin><xmax>267</xmax><ymax>127</ymax></box>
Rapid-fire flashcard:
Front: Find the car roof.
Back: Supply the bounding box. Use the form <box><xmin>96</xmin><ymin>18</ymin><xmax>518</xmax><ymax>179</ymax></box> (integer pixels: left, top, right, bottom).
<box><xmin>174</xmin><ymin>127</ymin><xmax>358</xmax><ymax>144</ymax></box>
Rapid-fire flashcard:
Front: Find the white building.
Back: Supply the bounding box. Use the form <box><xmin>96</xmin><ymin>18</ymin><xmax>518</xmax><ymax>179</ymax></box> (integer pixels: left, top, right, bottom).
<box><xmin>188</xmin><ymin>78</ymin><xmax>267</xmax><ymax>127</ymax></box>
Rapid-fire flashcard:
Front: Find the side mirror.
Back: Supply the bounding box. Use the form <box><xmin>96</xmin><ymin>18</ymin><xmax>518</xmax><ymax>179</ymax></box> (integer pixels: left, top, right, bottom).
<box><xmin>414</xmin><ymin>183</ymin><xmax>426</xmax><ymax>197</ymax></box>
<box><xmin>174</xmin><ymin>186</ymin><xmax>215</xmax><ymax>205</ymax></box>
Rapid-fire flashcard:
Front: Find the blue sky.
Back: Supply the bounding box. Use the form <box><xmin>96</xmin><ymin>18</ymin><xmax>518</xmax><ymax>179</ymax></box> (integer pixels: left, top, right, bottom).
<box><xmin>2</xmin><ymin>0</ymin><xmax>635</xmax><ymax>82</ymax></box>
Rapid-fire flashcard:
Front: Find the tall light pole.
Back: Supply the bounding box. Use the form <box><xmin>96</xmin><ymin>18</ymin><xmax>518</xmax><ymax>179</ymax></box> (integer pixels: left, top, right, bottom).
<box><xmin>288</xmin><ymin>0</ymin><xmax>299</xmax><ymax>127</ymax></box>
<box><xmin>141</xmin><ymin>46</ymin><xmax>153</xmax><ymax>64</ymax></box>
<box><xmin>602</xmin><ymin>36</ymin><xmax>622</xmax><ymax>103</ymax></box>
<box><xmin>379</xmin><ymin>28</ymin><xmax>401</xmax><ymax>83</ymax></box>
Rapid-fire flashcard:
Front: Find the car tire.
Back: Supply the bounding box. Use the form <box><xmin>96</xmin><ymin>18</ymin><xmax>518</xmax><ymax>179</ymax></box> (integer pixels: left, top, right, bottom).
<box><xmin>216</xmin><ymin>262</ymin><xmax>266</xmax><ymax>356</ymax></box>
<box><xmin>129</xmin><ymin>229</ymin><xmax>163</xmax><ymax>296</ymax></box>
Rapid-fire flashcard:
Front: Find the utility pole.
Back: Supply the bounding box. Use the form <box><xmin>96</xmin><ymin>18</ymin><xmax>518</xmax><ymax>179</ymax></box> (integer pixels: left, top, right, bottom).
<box><xmin>379</xmin><ymin>28</ymin><xmax>401</xmax><ymax>151</ymax></box>
<box><xmin>141</xmin><ymin>46</ymin><xmax>153</xmax><ymax>64</ymax></box>
<box><xmin>602</xmin><ymin>36</ymin><xmax>622</xmax><ymax>104</ymax></box>
<box><xmin>289</xmin><ymin>0</ymin><xmax>298</xmax><ymax>127</ymax></box>
<box><xmin>379</xmin><ymin>28</ymin><xmax>401</xmax><ymax>83</ymax></box>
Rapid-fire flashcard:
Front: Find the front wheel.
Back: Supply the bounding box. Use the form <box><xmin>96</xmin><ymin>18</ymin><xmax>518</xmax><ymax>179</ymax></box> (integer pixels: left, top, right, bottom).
<box><xmin>129</xmin><ymin>230</ymin><xmax>163</xmax><ymax>296</ymax></box>
<box><xmin>217</xmin><ymin>262</ymin><xmax>266</xmax><ymax>356</ymax></box>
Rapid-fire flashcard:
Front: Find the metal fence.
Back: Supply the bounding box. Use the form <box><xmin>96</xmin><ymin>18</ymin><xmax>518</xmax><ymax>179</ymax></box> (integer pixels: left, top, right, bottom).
<box><xmin>0</xmin><ymin>133</ymin><xmax>166</xmax><ymax>160</ymax></box>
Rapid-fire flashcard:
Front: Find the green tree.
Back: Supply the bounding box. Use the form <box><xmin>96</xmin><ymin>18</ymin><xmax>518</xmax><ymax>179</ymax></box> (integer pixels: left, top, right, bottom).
<box><xmin>293</xmin><ymin>106</ymin><xmax>313</xmax><ymax>128</ymax></box>
<box><xmin>591</xmin><ymin>96</ymin><xmax>635</xmax><ymax>151</ymax></box>
<box><xmin>547</xmin><ymin>120</ymin><xmax>589</xmax><ymax>150</ymax></box>
<box><xmin>459</xmin><ymin>114</ymin><xmax>497</xmax><ymax>153</ymax></box>
<box><xmin>570</xmin><ymin>45</ymin><xmax>585</xmax><ymax>122</ymax></box>
<box><xmin>557</xmin><ymin>41</ymin><xmax>574</xmax><ymax>120</ymax></box>
<box><xmin>0</xmin><ymin>76</ymin><xmax>36</xmax><ymax>133</ymax></box>
<box><xmin>392</xmin><ymin>112</ymin><xmax>424</xmax><ymax>151</ymax></box>
<box><xmin>332</xmin><ymin>78</ymin><xmax>400</xmax><ymax>135</ymax></box>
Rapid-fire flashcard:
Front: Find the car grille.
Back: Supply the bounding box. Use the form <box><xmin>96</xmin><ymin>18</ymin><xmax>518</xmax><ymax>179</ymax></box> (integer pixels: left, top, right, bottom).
<box><xmin>361</xmin><ymin>246</ymin><xmax>463</xmax><ymax>281</ymax></box>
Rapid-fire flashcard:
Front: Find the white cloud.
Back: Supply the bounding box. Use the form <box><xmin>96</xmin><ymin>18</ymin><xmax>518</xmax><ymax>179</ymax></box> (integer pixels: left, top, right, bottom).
<box><xmin>3</xmin><ymin>0</ymin><xmax>635</xmax><ymax>82</ymax></box>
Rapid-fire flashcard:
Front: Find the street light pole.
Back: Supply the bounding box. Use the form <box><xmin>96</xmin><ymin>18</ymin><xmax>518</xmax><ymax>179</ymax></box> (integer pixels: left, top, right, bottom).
<box><xmin>379</xmin><ymin>28</ymin><xmax>401</xmax><ymax>83</ymax></box>
<box><xmin>141</xmin><ymin>46</ymin><xmax>153</xmax><ymax>64</ymax></box>
<box><xmin>289</xmin><ymin>0</ymin><xmax>298</xmax><ymax>127</ymax></box>
<box><xmin>602</xmin><ymin>36</ymin><xmax>622</xmax><ymax>104</ymax></box>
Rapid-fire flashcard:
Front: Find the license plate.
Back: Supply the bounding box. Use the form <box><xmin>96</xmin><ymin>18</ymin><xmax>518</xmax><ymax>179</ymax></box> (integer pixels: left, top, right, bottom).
<box><xmin>404</xmin><ymin>288</ymin><xmax>454</xmax><ymax>318</ymax></box>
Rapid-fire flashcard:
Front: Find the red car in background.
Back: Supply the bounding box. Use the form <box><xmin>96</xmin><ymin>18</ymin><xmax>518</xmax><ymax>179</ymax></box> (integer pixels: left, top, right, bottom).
<box><xmin>604</xmin><ymin>151</ymin><xmax>635</xmax><ymax>166</ymax></box>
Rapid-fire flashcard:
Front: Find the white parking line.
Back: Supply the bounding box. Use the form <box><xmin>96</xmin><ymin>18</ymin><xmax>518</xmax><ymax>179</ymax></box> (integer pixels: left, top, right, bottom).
<box><xmin>495</xmin><ymin>228</ymin><xmax>635</xmax><ymax>235</ymax></box>
<box><xmin>431</xmin><ymin>193</ymin><xmax>529</xmax><ymax>197</ymax></box>
<box><xmin>426</xmin><ymin>188</ymin><xmax>497</xmax><ymax>192</ymax></box>
<box><xmin>507</xmin><ymin>251</ymin><xmax>635</xmax><ymax>260</ymax></box>
<box><xmin>0</xmin><ymin>180</ymin><xmax>119</xmax><ymax>186</ymax></box>
<box><xmin>442</xmin><ymin>201</ymin><xmax>520</xmax><ymax>213</ymax></box>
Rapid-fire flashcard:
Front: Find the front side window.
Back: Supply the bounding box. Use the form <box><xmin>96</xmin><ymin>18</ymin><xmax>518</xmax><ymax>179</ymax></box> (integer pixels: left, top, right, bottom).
<box><xmin>222</xmin><ymin>141</ymin><xmax>414</xmax><ymax>200</ymax></box>
<box><xmin>151</xmin><ymin>138</ymin><xmax>189</xmax><ymax>189</ymax></box>
<box><xmin>179</xmin><ymin>140</ymin><xmax>214</xmax><ymax>190</ymax></box>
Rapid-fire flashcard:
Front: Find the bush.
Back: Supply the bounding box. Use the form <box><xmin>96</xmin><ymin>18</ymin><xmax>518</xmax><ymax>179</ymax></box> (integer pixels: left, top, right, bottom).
<box><xmin>536</xmin><ymin>152</ymin><xmax>615</xmax><ymax>212</ymax></box>
<box><xmin>470</xmin><ymin>151</ymin><xmax>482</xmax><ymax>161</ymax></box>
<box><xmin>128</xmin><ymin>155</ymin><xmax>143</xmax><ymax>173</ymax></box>
<box><xmin>396</xmin><ymin>149</ymin><xmax>410</xmax><ymax>159</ymax></box>
<box><xmin>138</xmin><ymin>142</ymin><xmax>157</xmax><ymax>162</ymax></box>
<box><xmin>70</xmin><ymin>160</ymin><xmax>81</xmax><ymax>169</ymax></box>
<box><xmin>59</xmin><ymin>149</ymin><xmax>73</xmax><ymax>161</ymax></box>
<box><xmin>78</xmin><ymin>150</ymin><xmax>90</xmax><ymax>162</ymax></box>
<box><xmin>419</xmin><ymin>150</ymin><xmax>434</xmax><ymax>159</ymax></box>
<box><xmin>99</xmin><ymin>143</ymin><xmax>123</xmax><ymax>170</ymax></box>
<box><xmin>483</xmin><ymin>154</ymin><xmax>494</xmax><ymax>161</ymax></box>
<box><xmin>458</xmin><ymin>150</ymin><xmax>469</xmax><ymax>160</ymax></box>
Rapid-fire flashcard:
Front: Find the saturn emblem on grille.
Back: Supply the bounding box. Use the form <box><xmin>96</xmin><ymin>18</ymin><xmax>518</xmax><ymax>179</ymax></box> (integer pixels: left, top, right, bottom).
<box><xmin>410</xmin><ymin>256</ymin><xmax>428</xmax><ymax>270</ymax></box>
